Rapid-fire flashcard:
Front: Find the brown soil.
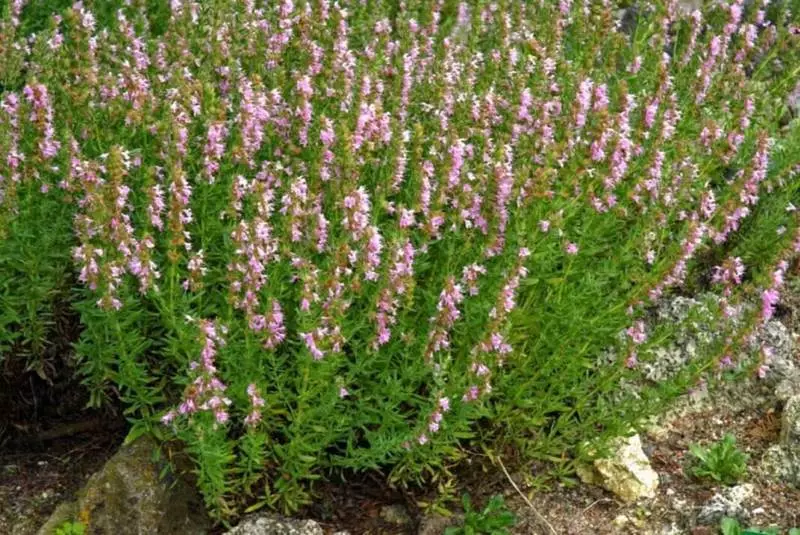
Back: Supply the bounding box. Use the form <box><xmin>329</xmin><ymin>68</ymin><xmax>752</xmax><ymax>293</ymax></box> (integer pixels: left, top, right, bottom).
<box><xmin>505</xmin><ymin>391</ymin><xmax>800</xmax><ymax>535</ymax></box>
<box><xmin>0</xmin><ymin>421</ymin><xmax>123</xmax><ymax>535</ymax></box>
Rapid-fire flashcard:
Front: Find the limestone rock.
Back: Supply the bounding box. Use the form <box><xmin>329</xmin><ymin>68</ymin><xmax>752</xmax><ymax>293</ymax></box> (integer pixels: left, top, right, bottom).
<box><xmin>780</xmin><ymin>395</ymin><xmax>800</xmax><ymax>448</ymax></box>
<box><xmin>758</xmin><ymin>444</ymin><xmax>800</xmax><ymax>487</ymax></box>
<box><xmin>754</xmin><ymin>320</ymin><xmax>796</xmax><ymax>384</ymax></box>
<box><xmin>38</xmin><ymin>438</ymin><xmax>209</xmax><ymax>535</ymax></box>
<box><xmin>417</xmin><ymin>513</ymin><xmax>462</xmax><ymax>535</ymax></box>
<box><xmin>677</xmin><ymin>0</ymin><xmax>702</xmax><ymax>15</ymax></box>
<box><xmin>224</xmin><ymin>514</ymin><xmax>323</xmax><ymax>535</ymax></box>
<box><xmin>788</xmin><ymin>81</ymin><xmax>800</xmax><ymax>117</ymax></box>
<box><xmin>379</xmin><ymin>505</ymin><xmax>412</xmax><ymax>526</ymax></box>
<box><xmin>757</xmin><ymin>394</ymin><xmax>800</xmax><ymax>487</ymax></box>
<box><xmin>577</xmin><ymin>434</ymin><xmax>659</xmax><ymax>502</ymax></box>
<box><xmin>697</xmin><ymin>484</ymin><xmax>754</xmax><ymax>525</ymax></box>
<box><xmin>776</xmin><ymin>373</ymin><xmax>800</xmax><ymax>402</ymax></box>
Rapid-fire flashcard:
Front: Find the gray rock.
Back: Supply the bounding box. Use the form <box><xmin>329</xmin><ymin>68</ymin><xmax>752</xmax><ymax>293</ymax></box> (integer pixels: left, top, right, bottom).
<box><xmin>759</xmin><ymin>394</ymin><xmax>800</xmax><ymax>487</ymax></box>
<box><xmin>775</xmin><ymin>373</ymin><xmax>800</xmax><ymax>402</ymax></box>
<box><xmin>697</xmin><ymin>484</ymin><xmax>754</xmax><ymax>525</ymax></box>
<box><xmin>417</xmin><ymin>513</ymin><xmax>462</xmax><ymax>535</ymax></box>
<box><xmin>781</xmin><ymin>395</ymin><xmax>800</xmax><ymax>448</ymax></box>
<box><xmin>677</xmin><ymin>0</ymin><xmax>702</xmax><ymax>15</ymax></box>
<box><xmin>751</xmin><ymin>320</ymin><xmax>795</xmax><ymax>383</ymax></box>
<box><xmin>758</xmin><ymin>444</ymin><xmax>800</xmax><ymax>487</ymax></box>
<box><xmin>379</xmin><ymin>504</ymin><xmax>412</xmax><ymax>526</ymax></box>
<box><xmin>38</xmin><ymin>438</ymin><xmax>209</xmax><ymax>535</ymax></box>
<box><xmin>225</xmin><ymin>514</ymin><xmax>323</xmax><ymax>535</ymax></box>
<box><xmin>788</xmin><ymin>82</ymin><xmax>800</xmax><ymax>117</ymax></box>
<box><xmin>608</xmin><ymin>294</ymin><xmax>794</xmax><ymax>398</ymax></box>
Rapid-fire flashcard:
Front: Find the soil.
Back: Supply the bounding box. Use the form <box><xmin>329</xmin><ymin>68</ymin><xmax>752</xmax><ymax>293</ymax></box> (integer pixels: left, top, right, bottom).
<box><xmin>0</xmin><ymin>365</ymin><xmax>125</xmax><ymax>535</ymax></box>
<box><xmin>505</xmin><ymin>386</ymin><xmax>800</xmax><ymax>534</ymax></box>
<box><xmin>0</xmin><ymin>427</ymin><xmax>123</xmax><ymax>535</ymax></box>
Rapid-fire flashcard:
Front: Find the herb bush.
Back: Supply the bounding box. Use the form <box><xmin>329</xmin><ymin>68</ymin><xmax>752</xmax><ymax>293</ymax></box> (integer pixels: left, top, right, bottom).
<box><xmin>1</xmin><ymin>0</ymin><xmax>799</xmax><ymax>519</ymax></box>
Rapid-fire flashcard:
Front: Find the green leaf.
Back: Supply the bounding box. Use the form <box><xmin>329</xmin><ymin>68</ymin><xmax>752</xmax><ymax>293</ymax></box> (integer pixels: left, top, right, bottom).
<box><xmin>244</xmin><ymin>499</ymin><xmax>270</xmax><ymax>514</ymax></box>
<box><xmin>720</xmin><ymin>517</ymin><xmax>741</xmax><ymax>535</ymax></box>
<box><xmin>124</xmin><ymin>423</ymin><xmax>149</xmax><ymax>445</ymax></box>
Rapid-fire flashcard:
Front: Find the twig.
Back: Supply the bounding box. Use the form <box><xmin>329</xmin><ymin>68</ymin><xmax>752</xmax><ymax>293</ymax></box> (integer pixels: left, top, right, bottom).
<box><xmin>580</xmin><ymin>497</ymin><xmax>612</xmax><ymax>516</ymax></box>
<box><xmin>566</xmin><ymin>497</ymin><xmax>613</xmax><ymax>532</ymax></box>
<box><xmin>495</xmin><ymin>455</ymin><xmax>557</xmax><ymax>535</ymax></box>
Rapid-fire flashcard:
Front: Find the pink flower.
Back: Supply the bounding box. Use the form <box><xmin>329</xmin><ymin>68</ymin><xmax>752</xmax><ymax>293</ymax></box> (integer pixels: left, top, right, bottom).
<box><xmin>301</xmin><ymin>331</ymin><xmax>325</xmax><ymax>360</ymax></box>
<box><xmin>761</xmin><ymin>288</ymin><xmax>780</xmax><ymax>322</ymax></box>
<box><xmin>565</xmin><ymin>242</ymin><xmax>579</xmax><ymax>255</ymax></box>
<box><xmin>757</xmin><ymin>365</ymin><xmax>769</xmax><ymax>379</ymax></box>
<box><xmin>462</xmin><ymin>263</ymin><xmax>486</xmax><ymax>295</ymax></box>
<box><xmin>626</xmin><ymin>320</ymin><xmax>647</xmax><ymax>344</ymax></box>
<box><xmin>462</xmin><ymin>385</ymin><xmax>480</xmax><ymax>402</ymax></box>
<box><xmin>161</xmin><ymin>410</ymin><xmax>176</xmax><ymax>425</ymax></box>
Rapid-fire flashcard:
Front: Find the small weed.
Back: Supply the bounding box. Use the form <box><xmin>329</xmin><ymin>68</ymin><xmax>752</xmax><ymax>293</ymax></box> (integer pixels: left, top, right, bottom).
<box><xmin>719</xmin><ymin>516</ymin><xmax>800</xmax><ymax>535</ymax></box>
<box><xmin>54</xmin><ymin>522</ymin><xmax>86</xmax><ymax>535</ymax></box>
<box><xmin>445</xmin><ymin>494</ymin><xmax>516</xmax><ymax>535</ymax></box>
<box><xmin>688</xmin><ymin>434</ymin><xmax>748</xmax><ymax>485</ymax></box>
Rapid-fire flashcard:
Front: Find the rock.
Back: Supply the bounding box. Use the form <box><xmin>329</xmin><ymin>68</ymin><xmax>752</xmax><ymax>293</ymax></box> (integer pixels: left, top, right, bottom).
<box><xmin>758</xmin><ymin>395</ymin><xmax>800</xmax><ymax>487</ymax></box>
<box><xmin>577</xmin><ymin>434</ymin><xmax>659</xmax><ymax>502</ymax></box>
<box><xmin>615</xmin><ymin>7</ymin><xmax>639</xmax><ymax>36</ymax></box>
<box><xmin>38</xmin><ymin>502</ymin><xmax>79</xmax><ymax>535</ymax></box>
<box><xmin>225</xmin><ymin>514</ymin><xmax>323</xmax><ymax>535</ymax></box>
<box><xmin>677</xmin><ymin>0</ymin><xmax>702</xmax><ymax>15</ymax></box>
<box><xmin>38</xmin><ymin>438</ymin><xmax>209</xmax><ymax>535</ymax></box>
<box><xmin>775</xmin><ymin>373</ymin><xmax>800</xmax><ymax>402</ymax></box>
<box><xmin>758</xmin><ymin>444</ymin><xmax>800</xmax><ymax>486</ymax></box>
<box><xmin>612</xmin><ymin>514</ymin><xmax>631</xmax><ymax>528</ymax></box>
<box><xmin>417</xmin><ymin>513</ymin><xmax>462</xmax><ymax>535</ymax></box>
<box><xmin>612</xmin><ymin>514</ymin><xmax>647</xmax><ymax>529</ymax></box>
<box><xmin>788</xmin><ymin>81</ymin><xmax>800</xmax><ymax>117</ymax></box>
<box><xmin>753</xmin><ymin>320</ymin><xmax>796</xmax><ymax>384</ymax></box>
<box><xmin>660</xmin><ymin>523</ymin><xmax>684</xmax><ymax>535</ymax></box>
<box><xmin>697</xmin><ymin>484</ymin><xmax>754</xmax><ymax>525</ymax></box>
<box><xmin>780</xmin><ymin>395</ymin><xmax>800</xmax><ymax>448</ymax></box>
<box><xmin>379</xmin><ymin>505</ymin><xmax>412</xmax><ymax>526</ymax></box>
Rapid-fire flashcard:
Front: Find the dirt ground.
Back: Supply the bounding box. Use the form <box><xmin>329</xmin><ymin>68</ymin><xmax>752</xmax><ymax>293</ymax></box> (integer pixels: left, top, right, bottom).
<box><xmin>0</xmin><ymin>424</ymin><xmax>122</xmax><ymax>535</ymax></box>
<box><xmin>507</xmin><ymin>387</ymin><xmax>800</xmax><ymax>534</ymax></box>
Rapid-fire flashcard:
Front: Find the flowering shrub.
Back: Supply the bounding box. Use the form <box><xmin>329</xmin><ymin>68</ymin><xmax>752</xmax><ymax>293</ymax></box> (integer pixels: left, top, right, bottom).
<box><xmin>1</xmin><ymin>0</ymin><xmax>799</xmax><ymax>520</ymax></box>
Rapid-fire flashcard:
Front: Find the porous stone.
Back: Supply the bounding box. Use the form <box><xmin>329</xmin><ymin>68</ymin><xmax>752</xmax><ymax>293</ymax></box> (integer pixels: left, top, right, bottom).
<box><xmin>225</xmin><ymin>514</ymin><xmax>324</xmax><ymax>535</ymax></box>
<box><xmin>758</xmin><ymin>445</ymin><xmax>800</xmax><ymax>487</ymax></box>
<box><xmin>38</xmin><ymin>438</ymin><xmax>209</xmax><ymax>535</ymax></box>
<box><xmin>776</xmin><ymin>373</ymin><xmax>800</xmax><ymax>402</ymax></box>
<box><xmin>757</xmin><ymin>394</ymin><xmax>800</xmax><ymax>488</ymax></box>
<box><xmin>605</xmin><ymin>294</ymin><xmax>794</xmax><ymax>407</ymax></box>
<box><xmin>379</xmin><ymin>504</ymin><xmax>412</xmax><ymax>526</ymax></box>
<box><xmin>576</xmin><ymin>434</ymin><xmax>659</xmax><ymax>502</ymax></box>
<box><xmin>417</xmin><ymin>513</ymin><xmax>462</xmax><ymax>535</ymax></box>
<box><xmin>697</xmin><ymin>484</ymin><xmax>754</xmax><ymax>525</ymax></box>
<box><xmin>753</xmin><ymin>321</ymin><xmax>796</xmax><ymax>383</ymax></box>
<box><xmin>788</xmin><ymin>81</ymin><xmax>800</xmax><ymax>117</ymax></box>
<box><xmin>780</xmin><ymin>395</ymin><xmax>800</xmax><ymax>448</ymax></box>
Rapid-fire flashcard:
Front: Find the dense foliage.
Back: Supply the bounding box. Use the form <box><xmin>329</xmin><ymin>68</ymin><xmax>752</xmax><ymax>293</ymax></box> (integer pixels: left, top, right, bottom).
<box><xmin>1</xmin><ymin>0</ymin><xmax>799</xmax><ymax>520</ymax></box>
